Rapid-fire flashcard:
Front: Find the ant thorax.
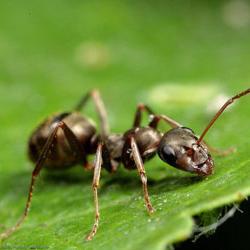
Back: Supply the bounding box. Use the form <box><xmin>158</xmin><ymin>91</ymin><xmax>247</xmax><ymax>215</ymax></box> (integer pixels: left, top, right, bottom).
<box><xmin>121</xmin><ymin>127</ymin><xmax>162</xmax><ymax>170</ymax></box>
<box><xmin>104</xmin><ymin>134</ymin><xmax>125</xmax><ymax>161</ymax></box>
<box><xmin>158</xmin><ymin>127</ymin><xmax>214</xmax><ymax>176</ymax></box>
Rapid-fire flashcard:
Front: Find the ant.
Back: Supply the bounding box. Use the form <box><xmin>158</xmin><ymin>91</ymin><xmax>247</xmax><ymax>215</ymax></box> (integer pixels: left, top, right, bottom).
<box><xmin>0</xmin><ymin>88</ymin><xmax>249</xmax><ymax>242</ymax></box>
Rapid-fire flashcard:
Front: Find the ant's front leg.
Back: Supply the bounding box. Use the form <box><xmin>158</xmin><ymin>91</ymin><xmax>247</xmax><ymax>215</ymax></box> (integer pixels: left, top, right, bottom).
<box><xmin>130</xmin><ymin>137</ymin><xmax>154</xmax><ymax>214</ymax></box>
<box><xmin>0</xmin><ymin>121</ymin><xmax>85</xmax><ymax>241</ymax></box>
<box><xmin>133</xmin><ymin>104</ymin><xmax>155</xmax><ymax>128</ymax></box>
<box><xmin>149</xmin><ymin>115</ymin><xmax>234</xmax><ymax>156</ymax></box>
<box><xmin>149</xmin><ymin>114</ymin><xmax>182</xmax><ymax>129</ymax></box>
<box><xmin>133</xmin><ymin>103</ymin><xmax>182</xmax><ymax>129</ymax></box>
<box><xmin>150</xmin><ymin>115</ymin><xmax>234</xmax><ymax>157</ymax></box>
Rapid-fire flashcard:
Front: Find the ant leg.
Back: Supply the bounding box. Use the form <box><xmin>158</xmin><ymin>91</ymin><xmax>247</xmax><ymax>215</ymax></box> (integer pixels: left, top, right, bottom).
<box><xmin>59</xmin><ymin>121</ymin><xmax>88</xmax><ymax>163</ymax></box>
<box><xmin>130</xmin><ymin>137</ymin><xmax>154</xmax><ymax>214</ymax></box>
<box><xmin>197</xmin><ymin>88</ymin><xmax>250</xmax><ymax>144</ymax></box>
<box><xmin>0</xmin><ymin>121</ymin><xmax>85</xmax><ymax>241</ymax></box>
<box><xmin>149</xmin><ymin>114</ymin><xmax>182</xmax><ymax>129</ymax></box>
<box><xmin>74</xmin><ymin>91</ymin><xmax>93</xmax><ymax>111</ymax></box>
<box><xmin>138</xmin><ymin>114</ymin><xmax>180</xmax><ymax>155</ymax></box>
<box><xmin>74</xmin><ymin>89</ymin><xmax>109</xmax><ymax>137</ymax></box>
<box><xmin>0</xmin><ymin>122</ymin><xmax>59</xmax><ymax>240</ymax></box>
<box><xmin>86</xmin><ymin>143</ymin><xmax>103</xmax><ymax>241</ymax></box>
<box><xmin>133</xmin><ymin>104</ymin><xmax>155</xmax><ymax>128</ymax></box>
<box><xmin>90</xmin><ymin>90</ymin><xmax>109</xmax><ymax>137</ymax></box>
<box><xmin>149</xmin><ymin>115</ymin><xmax>234</xmax><ymax>156</ymax></box>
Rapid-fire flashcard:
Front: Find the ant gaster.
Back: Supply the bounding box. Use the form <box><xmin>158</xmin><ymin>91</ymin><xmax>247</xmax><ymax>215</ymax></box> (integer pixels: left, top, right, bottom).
<box><xmin>0</xmin><ymin>88</ymin><xmax>249</xmax><ymax>242</ymax></box>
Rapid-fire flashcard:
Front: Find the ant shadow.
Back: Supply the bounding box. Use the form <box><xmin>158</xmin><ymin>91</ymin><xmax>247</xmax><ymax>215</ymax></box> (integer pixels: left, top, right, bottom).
<box><xmin>0</xmin><ymin>167</ymin><xmax>92</xmax><ymax>197</ymax></box>
<box><xmin>100</xmin><ymin>170</ymin><xmax>203</xmax><ymax>196</ymax></box>
<box><xmin>42</xmin><ymin>168</ymin><xmax>93</xmax><ymax>185</ymax></box>
<box><xmin>0</xmin><ymin>165</ymin><xmax>203</xmax><ymax>199</ymax></box>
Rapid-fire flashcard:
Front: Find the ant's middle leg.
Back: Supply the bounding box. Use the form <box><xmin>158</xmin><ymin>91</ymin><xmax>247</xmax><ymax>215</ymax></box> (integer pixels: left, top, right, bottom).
<box><xmin>130</xmin><ymin>137</ymin><xmax>154</xmax><ymax>214</ymax></box>
<box><xmin>0</xmin><ymin>121</ymin><xmax>86</xmax><ymax>241</ymax></box>
<box><xmin>86</xmin><ymin>142</ymin><xmax>104</xmax><ymax>241</ymax></box>
<box><xmin>74</xmin><ymin>90</ymin><xmax>109</xmax><ymax>137</ymax></box>
<box><xmin>86</xmin><ymin>141</ymin><xmax>118</xmax><ymax>241</ymax></box>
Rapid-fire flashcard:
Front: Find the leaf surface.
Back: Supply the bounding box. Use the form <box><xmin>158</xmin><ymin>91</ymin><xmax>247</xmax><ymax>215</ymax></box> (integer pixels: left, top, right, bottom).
<box><xmin>0</xmin><ymin>1</ymin><xmax>250</xmax><ymax>249</ymax></box>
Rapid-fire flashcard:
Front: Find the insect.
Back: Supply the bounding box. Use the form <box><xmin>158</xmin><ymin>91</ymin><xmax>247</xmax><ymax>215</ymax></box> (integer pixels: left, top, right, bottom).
<box><xmin>0</xmin><ymin>89</ymin><xmax>109</xmax><ymax>240</ymax></box>
<box><xmin>0</xmin><ymin>88</ymin><xmax>249</xmax><ymax>242</ymax></box>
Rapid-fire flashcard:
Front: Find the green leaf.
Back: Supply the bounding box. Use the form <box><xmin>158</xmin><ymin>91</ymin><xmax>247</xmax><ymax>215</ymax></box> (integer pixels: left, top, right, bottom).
<box><xmin>0</xmin><ymin>1</ymin><xmax>250</xmax><ymax>250</ymax></box>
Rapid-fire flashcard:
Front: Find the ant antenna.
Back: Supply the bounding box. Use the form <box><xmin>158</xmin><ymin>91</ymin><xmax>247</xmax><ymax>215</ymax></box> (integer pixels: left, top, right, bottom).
<box><xmin>197</xmin><ymin>88</ymin><xmax>250</xmax><ymax>145</ymax></box>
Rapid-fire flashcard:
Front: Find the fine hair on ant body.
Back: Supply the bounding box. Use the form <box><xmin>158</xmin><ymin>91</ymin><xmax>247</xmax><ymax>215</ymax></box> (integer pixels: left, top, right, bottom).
<box><xmin>0</xmin><ymin>88</ymin><xmax>249</xmax><ymax>242</ymax></box>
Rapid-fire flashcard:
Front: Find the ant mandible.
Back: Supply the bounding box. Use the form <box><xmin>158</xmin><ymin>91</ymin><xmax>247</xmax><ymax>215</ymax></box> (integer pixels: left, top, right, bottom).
<box><xmin>0</xmin><ymin>88</ymin><xmax>249</xmax><ymax>242</ymax></box>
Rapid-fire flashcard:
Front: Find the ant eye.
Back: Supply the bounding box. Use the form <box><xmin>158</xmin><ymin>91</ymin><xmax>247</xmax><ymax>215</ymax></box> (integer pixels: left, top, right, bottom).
<box><xmin>158</xmin><ymin>145</ymin><xmax>177</xmax><ymax>167</ymax></box>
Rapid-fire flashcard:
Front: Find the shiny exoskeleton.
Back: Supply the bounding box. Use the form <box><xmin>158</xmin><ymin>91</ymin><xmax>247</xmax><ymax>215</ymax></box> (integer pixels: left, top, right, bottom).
<box><xmin>158</xmin><ymin>127</ymin><xmax>214</xmax><ymax>176</ymax></box>
<box><xmin>0</xmin><ymin>90</ymin><xmax>109</xmax><ymax>241</ymax></box>
<box><xmin>28</xmin><ymin>112</ymin><xmax>98</xmax><ymax>169</ymax></box>
<box><xmin>0</xmin><ymin>88</ymin><xmax>249</xmax><ymax>242</ymax></box>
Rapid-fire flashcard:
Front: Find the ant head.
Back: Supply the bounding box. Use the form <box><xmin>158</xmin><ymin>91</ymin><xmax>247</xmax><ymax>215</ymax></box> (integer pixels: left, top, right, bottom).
<box><xmin>157</xmin><ymin>127</ymin><xmax>214</xmax><ymax>176</ymax></box>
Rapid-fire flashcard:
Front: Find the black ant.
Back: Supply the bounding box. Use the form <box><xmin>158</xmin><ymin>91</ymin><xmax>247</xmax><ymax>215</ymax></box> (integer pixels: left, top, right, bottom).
<box><xmin>0</xmin><ymin>88</ymin><xmax>249</xmax><ymax>242</ymax></box>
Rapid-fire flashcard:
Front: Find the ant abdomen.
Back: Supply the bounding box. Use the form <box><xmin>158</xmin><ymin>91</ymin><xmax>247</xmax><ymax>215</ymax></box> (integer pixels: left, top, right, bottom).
<box><xmin>28</xmin><ymin>112</ymin><xmax>97</xmax><ymax>169</ymax></box>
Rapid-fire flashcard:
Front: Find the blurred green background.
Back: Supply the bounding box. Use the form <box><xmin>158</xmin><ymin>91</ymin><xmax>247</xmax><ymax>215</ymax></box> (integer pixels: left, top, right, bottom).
<box><xmin>0</xmin><ymin>1</ymin><xmax>250</xmax><ymax>250</ymax></box>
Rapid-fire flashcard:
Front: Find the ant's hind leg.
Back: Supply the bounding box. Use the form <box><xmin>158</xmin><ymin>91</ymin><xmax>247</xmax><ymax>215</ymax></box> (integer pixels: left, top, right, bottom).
<box><xmin>74</xmin><ymin>90</ymin><xmax>109</xmax><ymax>137</ymax></box>
<box><xmin>86</xmin><ymin>143</ymin><xmax>103</xmax><ymax>241</ymax></box>
<box><xmin>0</xmin><ymin>123</ymin><xmax>59</xmax><ymax>240</ymax></box>
<box><xmin>0</xmin><ymin>121</ymin><xmax>85</xmax><ymax>241</ymax></box>
<box><xmin>130</xmin><ymin>137</ymin><xmax>154</xmax><ymax>214</ymax></box>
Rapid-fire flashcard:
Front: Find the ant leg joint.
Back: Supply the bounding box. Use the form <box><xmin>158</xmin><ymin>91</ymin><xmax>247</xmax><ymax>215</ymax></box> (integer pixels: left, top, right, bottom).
<box><xmin>92</xmin><ymin>183</ymin><xmax>99</xmax><ymax>189</ymax></box>
<box><xmin>138</xmin><ymin>103</ymin><xmax>145</xmax><ymax>109</ymax></box>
